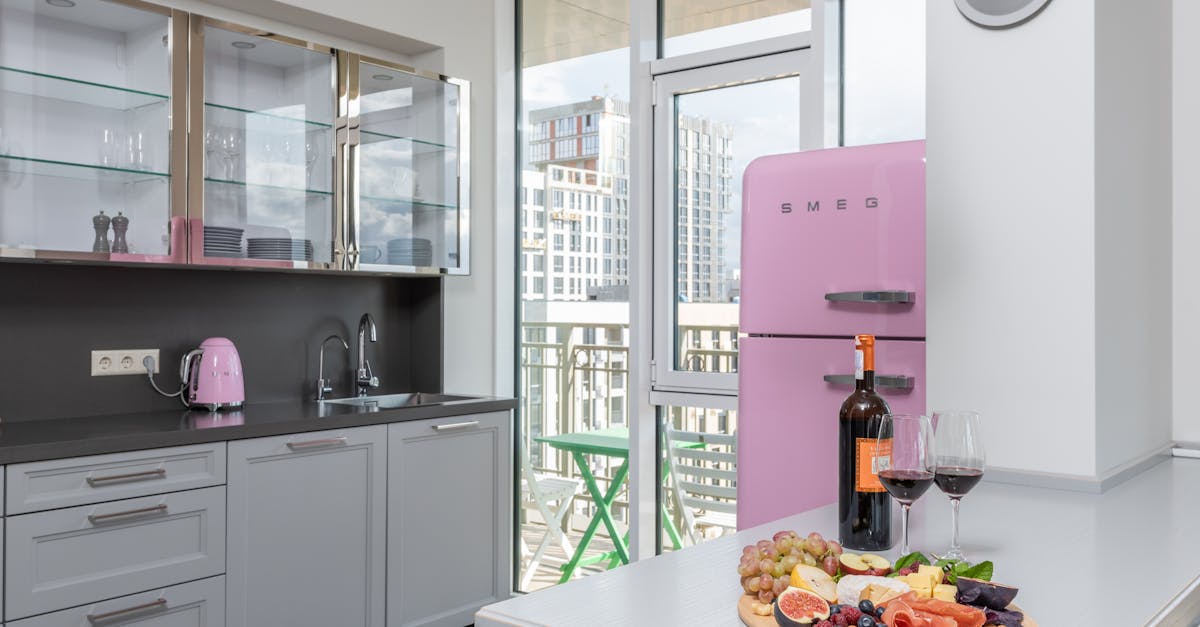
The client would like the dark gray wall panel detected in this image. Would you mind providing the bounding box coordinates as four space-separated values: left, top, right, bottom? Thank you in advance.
0 263 442 421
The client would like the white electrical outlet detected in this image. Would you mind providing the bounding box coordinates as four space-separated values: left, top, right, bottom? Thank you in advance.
91 349 160 376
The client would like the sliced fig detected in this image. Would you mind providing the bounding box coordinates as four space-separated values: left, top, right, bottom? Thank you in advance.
955 577 1019 610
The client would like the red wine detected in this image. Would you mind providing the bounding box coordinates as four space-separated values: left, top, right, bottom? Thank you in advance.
878 469 935 503
935 466 984 497
838 334 893 551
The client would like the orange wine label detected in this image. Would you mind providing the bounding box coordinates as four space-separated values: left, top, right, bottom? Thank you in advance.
856 437 892 492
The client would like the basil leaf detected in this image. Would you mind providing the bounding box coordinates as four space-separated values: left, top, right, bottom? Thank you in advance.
960 561 994 582
894 552 931 570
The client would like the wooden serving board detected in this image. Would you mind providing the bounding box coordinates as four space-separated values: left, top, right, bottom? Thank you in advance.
737 594 778 627
737 595 1038 627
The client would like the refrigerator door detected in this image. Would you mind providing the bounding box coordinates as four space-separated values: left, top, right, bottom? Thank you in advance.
741 140 925 338
737 336 925 530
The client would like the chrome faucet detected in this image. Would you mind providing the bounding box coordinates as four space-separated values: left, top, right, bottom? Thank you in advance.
355 313 380 396
315 335 349 401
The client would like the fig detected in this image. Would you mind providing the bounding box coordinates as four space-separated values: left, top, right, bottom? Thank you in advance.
955 577 1019 610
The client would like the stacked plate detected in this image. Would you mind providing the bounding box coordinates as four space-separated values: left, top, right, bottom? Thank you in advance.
387 238 433 266
247 238 314 262
204 226 244 258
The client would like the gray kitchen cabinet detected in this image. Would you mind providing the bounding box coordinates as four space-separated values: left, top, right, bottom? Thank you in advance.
226 425 386 627
5 486 226 620
7 442 225 514
387 411 512 627
7 575 226 627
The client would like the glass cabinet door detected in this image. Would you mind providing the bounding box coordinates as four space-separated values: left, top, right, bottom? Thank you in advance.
353 58 468 274
0 0 183 262
193 20 336 269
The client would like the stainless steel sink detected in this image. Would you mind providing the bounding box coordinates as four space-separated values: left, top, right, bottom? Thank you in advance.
321 392 476 409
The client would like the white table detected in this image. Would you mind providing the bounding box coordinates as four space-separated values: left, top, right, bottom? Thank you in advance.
477 457 1200 626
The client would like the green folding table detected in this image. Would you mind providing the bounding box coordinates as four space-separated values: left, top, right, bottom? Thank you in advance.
534 427 701 582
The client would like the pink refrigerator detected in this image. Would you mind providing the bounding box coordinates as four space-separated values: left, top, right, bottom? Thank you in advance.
737 140 926 530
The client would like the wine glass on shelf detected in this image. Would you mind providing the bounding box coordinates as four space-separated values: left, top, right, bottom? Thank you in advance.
220 127 243 181
204 128 220 178
304 137 319 188
877 414 936 555
932 410 986 561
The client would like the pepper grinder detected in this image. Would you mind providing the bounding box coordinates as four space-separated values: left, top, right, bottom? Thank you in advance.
111 211 129 253
92 210 111 253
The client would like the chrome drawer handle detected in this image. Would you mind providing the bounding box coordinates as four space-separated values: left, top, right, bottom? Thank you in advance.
86 468 166 487
88 504 169 525
87 599 168 624
823 374 915 389
824 290 915 304
287 437 348 451
433 420 479 431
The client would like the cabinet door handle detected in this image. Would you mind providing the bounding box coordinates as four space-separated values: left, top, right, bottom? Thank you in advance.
87 598 168 624
88 504 169 525
823 374 915 389
433 420 479 431
287 436 348 451
86 468 166 487
824 290 915 304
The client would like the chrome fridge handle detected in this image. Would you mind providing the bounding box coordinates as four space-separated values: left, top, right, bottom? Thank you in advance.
823 374 915 390
824 290 915 304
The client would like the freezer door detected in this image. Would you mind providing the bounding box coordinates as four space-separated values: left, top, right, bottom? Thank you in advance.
737 336 925 530
741 140 925 337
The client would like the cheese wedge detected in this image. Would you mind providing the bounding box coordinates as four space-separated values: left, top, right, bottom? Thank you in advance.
917 565 944 587
933 584 958 602
861 583 905 605
900 573 933 598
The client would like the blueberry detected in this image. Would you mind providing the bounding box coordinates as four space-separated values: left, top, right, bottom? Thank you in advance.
829 605 842 615
857 617 876 627
858 600 875 614
875 606 886 618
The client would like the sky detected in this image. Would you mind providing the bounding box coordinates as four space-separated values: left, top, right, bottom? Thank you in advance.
519 0 925 281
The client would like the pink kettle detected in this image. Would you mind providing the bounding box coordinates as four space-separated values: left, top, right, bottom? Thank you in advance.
180 337 245 411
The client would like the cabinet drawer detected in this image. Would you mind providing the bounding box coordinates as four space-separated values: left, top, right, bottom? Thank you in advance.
7 443 226 515
7 575 225 627
6 486 226 620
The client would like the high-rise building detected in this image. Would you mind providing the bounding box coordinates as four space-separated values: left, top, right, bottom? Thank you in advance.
522 96 733 303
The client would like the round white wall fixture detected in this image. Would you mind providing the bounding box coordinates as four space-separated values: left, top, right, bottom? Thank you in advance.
954 0 1052 28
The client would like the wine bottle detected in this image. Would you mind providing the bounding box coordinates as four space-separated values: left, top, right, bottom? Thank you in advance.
838 334 894 551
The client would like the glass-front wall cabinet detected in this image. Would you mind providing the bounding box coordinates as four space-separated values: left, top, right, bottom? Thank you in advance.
354 58 468 274
195 21 337 269
0 0 182 261
0 5 468 274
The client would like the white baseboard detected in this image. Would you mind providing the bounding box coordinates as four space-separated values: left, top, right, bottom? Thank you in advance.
982 443 1174 493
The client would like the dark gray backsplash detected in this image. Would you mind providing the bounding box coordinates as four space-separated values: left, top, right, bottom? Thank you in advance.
0 262 442 422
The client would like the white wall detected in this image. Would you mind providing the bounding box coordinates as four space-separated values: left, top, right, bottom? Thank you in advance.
928 0 1174 479
927 0 1098 477
1174 0 1200 445
1094 0 1173 474
163 0 514 398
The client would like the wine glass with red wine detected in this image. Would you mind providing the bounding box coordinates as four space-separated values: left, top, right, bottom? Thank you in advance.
932 410 986 561
876 414 935 555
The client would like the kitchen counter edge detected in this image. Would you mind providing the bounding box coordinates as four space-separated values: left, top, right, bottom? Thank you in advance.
0 396 517 464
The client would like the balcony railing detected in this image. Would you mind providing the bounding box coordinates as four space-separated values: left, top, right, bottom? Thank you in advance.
518 314 739 589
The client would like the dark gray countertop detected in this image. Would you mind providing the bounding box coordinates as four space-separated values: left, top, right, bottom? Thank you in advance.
0 395 517 464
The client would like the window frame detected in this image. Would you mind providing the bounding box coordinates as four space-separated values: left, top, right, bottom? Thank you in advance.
649 49 818 397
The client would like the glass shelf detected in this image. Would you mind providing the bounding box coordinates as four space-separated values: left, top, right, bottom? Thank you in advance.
361 195 457 210
205 102 333 130
0 65 168 111
360 130 456 155
0 154 168 184
204 177 333 196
